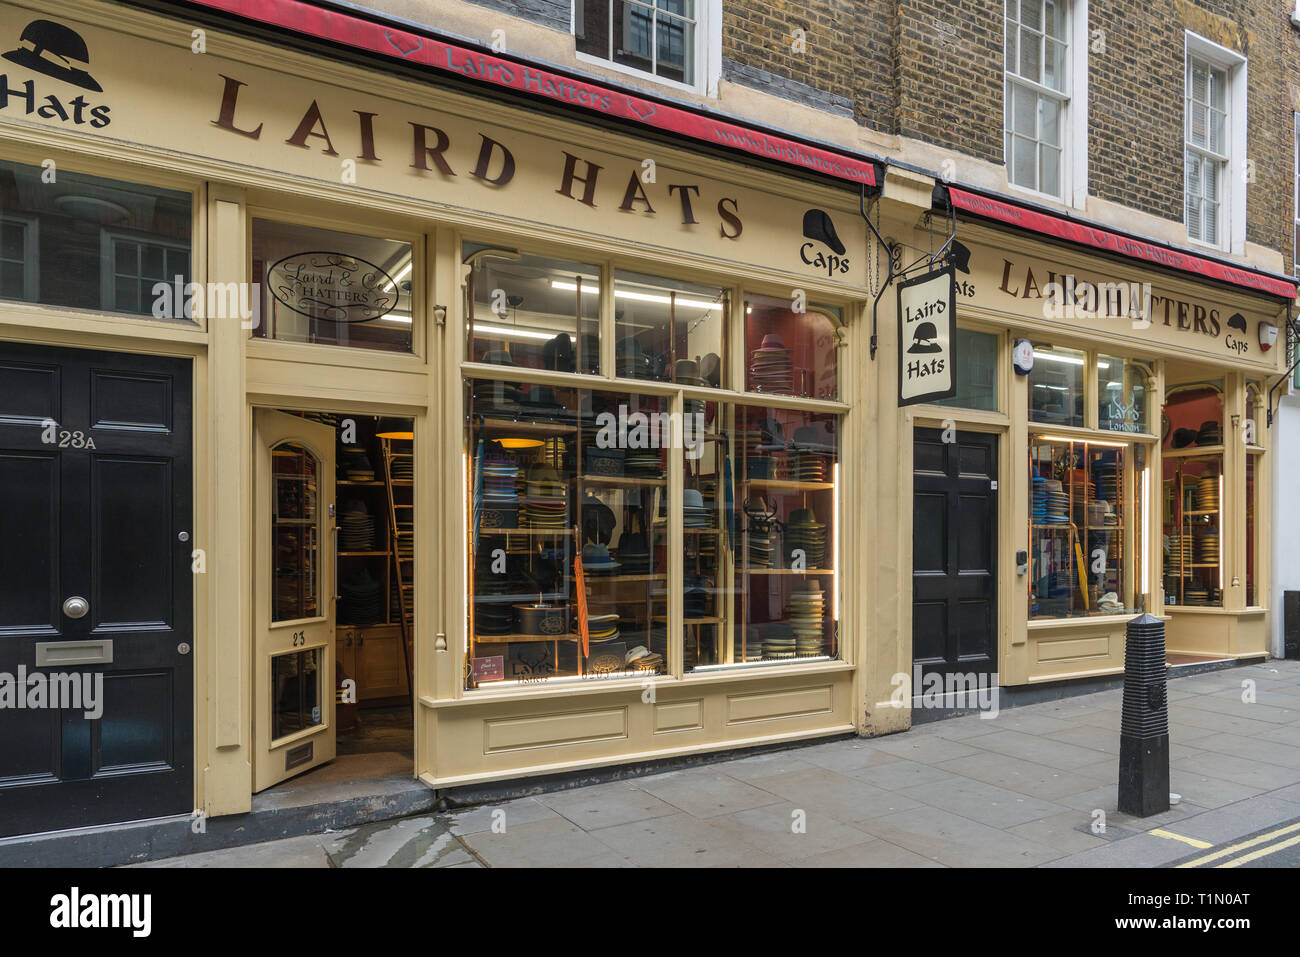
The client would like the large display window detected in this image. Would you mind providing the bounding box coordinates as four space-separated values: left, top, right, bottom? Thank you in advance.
1161 381 1224 607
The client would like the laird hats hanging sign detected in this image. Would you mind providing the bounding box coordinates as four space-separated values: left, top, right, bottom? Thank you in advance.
897 265 956 406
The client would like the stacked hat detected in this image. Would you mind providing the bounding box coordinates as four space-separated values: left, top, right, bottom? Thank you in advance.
784 508 828 569
339 500 375 550
744 497 777 568
615 531 651 573
625 645 664 672
684 573 712 618
675 359 708 416
1197 419 1222 446
520 385 567 420
1032 474 1048 523
585 612 621 644
521 464 567 529
1167 532 1193 567
791 423 835 482
1195 473 1219 510
340 445 374 482
743 625 765 661
1042 479 1069 525
761 621 797 659
1197 530 1219 565
789 580 826 656
1093 460 1120 505
339 568 383 624
616 337 655 380
749 333 793 394
683 488 712 529
480 452 520 529
578 495 617 546
626 449 663 477
390 453 413 481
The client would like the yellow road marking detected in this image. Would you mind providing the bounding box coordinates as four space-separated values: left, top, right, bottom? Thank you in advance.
1217 833 1300 868
1150 828 1213 849
1176 820 1300 868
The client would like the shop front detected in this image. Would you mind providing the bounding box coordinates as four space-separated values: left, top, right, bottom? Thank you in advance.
870 189 1293 707
0 0 876 832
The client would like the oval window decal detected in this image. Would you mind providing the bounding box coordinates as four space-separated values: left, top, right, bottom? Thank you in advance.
266 251 399 323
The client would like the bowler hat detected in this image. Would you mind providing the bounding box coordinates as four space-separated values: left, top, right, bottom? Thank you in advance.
3 20 102 92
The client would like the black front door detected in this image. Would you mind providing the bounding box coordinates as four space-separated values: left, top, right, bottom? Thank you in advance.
0 342 193 837
912 427 998 683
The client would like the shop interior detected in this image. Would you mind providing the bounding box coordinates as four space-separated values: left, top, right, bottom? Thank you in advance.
275 411 416 786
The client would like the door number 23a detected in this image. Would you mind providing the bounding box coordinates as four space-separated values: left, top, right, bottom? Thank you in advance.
41 419 96 449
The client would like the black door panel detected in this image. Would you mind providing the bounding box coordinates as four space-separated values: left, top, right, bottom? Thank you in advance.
0 342 192 837
912 427 998 682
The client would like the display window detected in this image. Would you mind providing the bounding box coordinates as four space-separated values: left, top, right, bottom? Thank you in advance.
1162 450 1222 606
743 293 840 400
0 158 192 317
466 245 601 373
932 327 999 411
614 271 727 386
1028 344 1086 427
251 218 414 352
1162 381 1223 451
1097 355 1153 434
1030 434 1149 618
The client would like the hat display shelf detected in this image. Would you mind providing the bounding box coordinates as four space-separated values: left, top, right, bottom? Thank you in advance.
735 407 837 663
1160 451 1222 607
1029 436 1132 619
467 406 580 686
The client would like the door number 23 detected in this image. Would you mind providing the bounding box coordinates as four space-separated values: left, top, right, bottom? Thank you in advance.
41 419 96 449
291 631 307 647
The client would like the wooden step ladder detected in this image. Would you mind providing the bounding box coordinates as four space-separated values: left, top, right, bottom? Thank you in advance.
381 437 414 704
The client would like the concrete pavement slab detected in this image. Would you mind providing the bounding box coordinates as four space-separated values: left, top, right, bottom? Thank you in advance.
797 837 946 867
586 812 789 867
536 780 680 831
844 758 964 791
749 766 926 822
936 751 1112 801
708 801 877 862
460 815 614 867
898 775 1065 828
127 832 336 868
854 805 1063 867
633 770 782 818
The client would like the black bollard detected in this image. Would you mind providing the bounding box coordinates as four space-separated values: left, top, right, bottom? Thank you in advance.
1118 613 1169 816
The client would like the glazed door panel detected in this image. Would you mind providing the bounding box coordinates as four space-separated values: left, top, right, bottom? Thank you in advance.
0 342 193 837
912 427 998 683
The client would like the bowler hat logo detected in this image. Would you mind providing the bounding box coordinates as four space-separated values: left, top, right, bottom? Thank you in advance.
907 321 943 354
802 208 845 255
3 19 102 92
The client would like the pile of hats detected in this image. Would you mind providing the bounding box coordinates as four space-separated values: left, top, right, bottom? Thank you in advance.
675 358 709 417
1168 532 1193 568
1040 479 1069 525
625 449 663 477
1183 586 1210 605
749 333 793 394
615 337 658 380
784 508 828 569
743 626 765 661
541 438 567 470
624 645 664 672
615 531 651 573
339 568 383 624
744 497 778 568
1032 474 1048 523
1093 460 1120 505
790 422 836 482
684 573 712 618
585 612 621 646
521 464 567 529
761 621 797 659
1197 419 1222 446
519 385 568 421
789 580 826 656
339 500 376 550
480 453 520 529
340 445 374 482
683 488 712 529
1194 473 1219 511
390 453 413 481
1197 530 1219 565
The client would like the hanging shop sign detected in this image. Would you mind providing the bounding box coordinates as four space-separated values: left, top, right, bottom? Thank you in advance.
266 252 399 323
898 265 956 406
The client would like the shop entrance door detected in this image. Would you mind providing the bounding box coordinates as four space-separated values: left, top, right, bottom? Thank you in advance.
0 342 193 837
253 410 336 791
911 427 998 685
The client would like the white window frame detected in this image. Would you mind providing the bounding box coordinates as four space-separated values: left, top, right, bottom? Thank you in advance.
100 229 191 315
1183 32 1246 255
1003 0 1089 208
572 0 722 96
0 213 39 302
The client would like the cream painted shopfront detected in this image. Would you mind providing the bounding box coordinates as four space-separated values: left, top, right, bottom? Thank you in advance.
0 0 879 831
2 0 1295 837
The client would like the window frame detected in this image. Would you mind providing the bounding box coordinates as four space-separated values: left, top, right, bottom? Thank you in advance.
1003 0 1089 208
100 228 192 318
0 212 40 303
572 0 722 96
1183 31 1246 254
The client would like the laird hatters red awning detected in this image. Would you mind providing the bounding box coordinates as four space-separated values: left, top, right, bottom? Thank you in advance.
172 0 877 187
947 187 1297 300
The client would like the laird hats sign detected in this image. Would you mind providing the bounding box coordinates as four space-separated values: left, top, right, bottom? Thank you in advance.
897 266 956 406
0 6 866 285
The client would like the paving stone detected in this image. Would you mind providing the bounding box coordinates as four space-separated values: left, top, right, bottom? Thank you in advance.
795 740 905 773
1187 731 1300 770
1041 831 1200 868
1006 810 1113 854
537 780 680 831
1173 752 1300 791
717 751 820 783
709 802 877 862
797 838 946 867
460 815 613 867
898 776 1065 828
1159 796 1300 844
324 815 470 868
748 766 925 822
855 805 1063 867
974 711 1076 736
935 751 1111 801
587 812 787 867
870 733 984 764
844 758 963 791
963 729 1109 770
1167 770 1264 809
634 771 782 818
440 796 560 835
128 832 336 868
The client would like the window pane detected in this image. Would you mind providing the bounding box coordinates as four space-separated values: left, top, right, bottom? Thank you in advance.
1161 452 1222 607
1013 84 1037 137
1040 144 1061 197
1007 0 1019 22
465 386 675 685
1031 437 1141 618
614 1 656 74
0 260 23 299
1013 134 1038 188
1028 344 1085 427
575 0 610 58
271 648 323 739
614 271 725 386
931 328 999 411
655 11 693 83
1044 39 1067 92
0 160 191 317
0 220 22 260
1097 356 1152 433
1246 452 1258 606
271 442 321 622
744 293 840 400
1021 0 1042 31
1210 67 1226 110
1006 22 1017 71
252 219 413 353
1209 109 1225 155
466 247 600 374
1204 195 1219 245
1019 29 1041 82
1040 95 1061 146
733 405 841 666
1189 103 1207 148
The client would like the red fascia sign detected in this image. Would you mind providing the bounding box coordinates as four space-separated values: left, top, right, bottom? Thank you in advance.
177 0 876 187
948 187 1297 300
